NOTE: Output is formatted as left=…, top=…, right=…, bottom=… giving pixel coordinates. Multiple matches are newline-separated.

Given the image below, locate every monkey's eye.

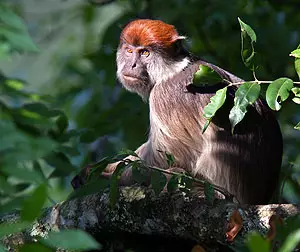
left=140, top=49, right=150, bottom=57
left=126, top=48, right=133, bottom=54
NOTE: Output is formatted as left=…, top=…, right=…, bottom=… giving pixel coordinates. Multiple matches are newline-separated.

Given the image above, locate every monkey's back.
left=149, top=60, right=283, bottom=204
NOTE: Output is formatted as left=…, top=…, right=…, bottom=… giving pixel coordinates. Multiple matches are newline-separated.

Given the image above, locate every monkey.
left=72, top=19, right=283, bottom=204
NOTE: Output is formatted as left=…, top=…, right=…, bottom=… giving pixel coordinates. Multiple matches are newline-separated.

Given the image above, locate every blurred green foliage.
left=0, top=0, right=300, bottom=251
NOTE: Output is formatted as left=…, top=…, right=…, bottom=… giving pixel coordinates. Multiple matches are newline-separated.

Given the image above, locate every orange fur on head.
left=120, top=19, right=185, bottom=48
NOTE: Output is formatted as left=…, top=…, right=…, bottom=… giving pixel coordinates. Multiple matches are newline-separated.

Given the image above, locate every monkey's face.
left=116, top=43, right=153, bottom=100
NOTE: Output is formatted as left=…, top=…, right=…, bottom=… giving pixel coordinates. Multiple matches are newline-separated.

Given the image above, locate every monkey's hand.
left=71, top=161, right=138, bottom=190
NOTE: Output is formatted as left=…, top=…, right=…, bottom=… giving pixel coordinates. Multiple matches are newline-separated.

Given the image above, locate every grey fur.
left=114, top=39, right=282, bottom=204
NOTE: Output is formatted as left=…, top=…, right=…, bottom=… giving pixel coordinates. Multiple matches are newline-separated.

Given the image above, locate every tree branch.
left=1, top=187, right=300, bottom=251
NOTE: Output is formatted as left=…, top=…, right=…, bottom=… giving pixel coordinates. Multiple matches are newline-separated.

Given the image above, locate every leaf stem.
left=224, top=80, right=300, bottom=86
left=137, top=162, right=235, bottom=201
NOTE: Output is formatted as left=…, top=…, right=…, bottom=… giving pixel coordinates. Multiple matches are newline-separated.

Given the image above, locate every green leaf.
left=5, top=79, right=24, bottom=90
left=292, top=87, right=300, bottom=97
left=58, top=146, right=80, bottom=157
left=0, top=42, right=11, bottom=60
left=68, top=178, right=110, bottom=200
left=45, top=153, right=77, bottom=177
left=0, top=196, right=26, bottom=214
left=79, top=129, right=97, bottom=143
left=131, top=162, right=149, bottom=184
left=193, top=65, right=223, bottom=86
left=1, top=165, right=46, bottom=184
left=21, top=184, right=47, bottom=222
left=167, top=175, right=180, bottom=193
left=42, top=229, right=101, bottom=251
left=0, top=221, right=31, bottom=239
left=229, top=82, right=261, bottom=133
left=1, top=137, right=58, bottom=163
left=202, top=87, right=227, bottom=133
left=110, top=162, right=127, bottom=208
left=294, top=122, right=300, bottom=130
left=292, top=97, right=300, bottom=104
left=0, top=27, right=39, bottom=52
left=295, top=58, right=300, bottom=80
left=266, top=78, right=294, bottom=111
left=0, top=175, right=16, bottom=195
left=150, top=170, right=167, bottom=195
left=204, top=182, right=215, bottom=204
left=118, top=149, right=139, bottom=158
left=238, top=17, right=257, bottom=70
left=0, top=243, right=6, bottom=252
left=157, top=151, right=175, bottom=167
left=19, top=243, right=53, bottom=252
left=290, top=49, right=300, bottom=58
left=247, top=232, right=270, bottom=252
left=0, top=6, right=27, bottom=31
left=56, top=114, right=68, bottom=134
left=86, top=157, right=111, bottom=182
left=278, top=229, right=300, bottom=252
left=229, top=106, right=246, bottom=134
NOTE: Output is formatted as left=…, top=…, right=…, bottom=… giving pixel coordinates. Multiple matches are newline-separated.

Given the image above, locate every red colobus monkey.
left=73, top=19, right=282, bottom=204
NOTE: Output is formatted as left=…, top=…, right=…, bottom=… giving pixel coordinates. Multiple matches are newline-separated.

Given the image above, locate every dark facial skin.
left=116, top=43, right=153, bottom=100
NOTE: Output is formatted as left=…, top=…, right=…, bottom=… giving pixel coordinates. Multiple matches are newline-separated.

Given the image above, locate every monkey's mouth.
left=123, top=75, right=140, bottom=82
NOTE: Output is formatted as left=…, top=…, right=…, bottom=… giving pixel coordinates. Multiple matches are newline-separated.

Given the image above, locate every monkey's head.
left=116, top=19, right=190, bottom=100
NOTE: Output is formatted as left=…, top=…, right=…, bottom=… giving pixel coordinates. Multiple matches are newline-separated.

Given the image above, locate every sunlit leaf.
left=5, top=79, right=24, bottom=90
left=292, top=97, right=300, bottom=104
left=229, top=82, right=261, bottom=133
left=42, top=229, right=101, bottom=251
left=193, top=65, right=222, bottom=86
left=150, top=170, right=167, bottom=195
left=266, top=78, right=293, bottom=111
left=294, top=122, right=300, bottom=130
left=238, top=18, right=257, bottom=70
left=290, top=49, right=300, bottom=58
left=291, top=87, right=300, bottom=97
left=202, top=87, right=227, bottom=133
left=21, top=184, right=47, bottom=222
left=247, top=232, right=270, bottom=252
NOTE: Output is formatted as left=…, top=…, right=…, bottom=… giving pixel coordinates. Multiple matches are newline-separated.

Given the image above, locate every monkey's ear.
left=174, top=35, right=186, bottom=41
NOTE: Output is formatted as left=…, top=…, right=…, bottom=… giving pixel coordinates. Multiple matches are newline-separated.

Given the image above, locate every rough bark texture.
left=1, top=187, right=300, bottom=251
